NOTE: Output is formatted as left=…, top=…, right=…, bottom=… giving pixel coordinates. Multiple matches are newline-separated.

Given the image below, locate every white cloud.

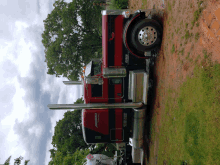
left=28, top=123, right=43, bottom=138
left=0, top=0, right=85, bottom=164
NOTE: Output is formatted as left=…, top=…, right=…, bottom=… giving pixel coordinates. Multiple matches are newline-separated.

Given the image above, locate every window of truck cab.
left=85, top=59, right=102, bottom=97
left=85, top=59, right=101, bottom=77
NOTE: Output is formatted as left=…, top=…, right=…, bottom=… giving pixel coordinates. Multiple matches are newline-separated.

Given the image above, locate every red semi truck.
left=48, top=9, right=163, bottom=165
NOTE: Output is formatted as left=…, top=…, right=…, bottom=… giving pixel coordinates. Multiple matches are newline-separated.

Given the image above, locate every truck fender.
left=123, top=11, right=149, bottom=59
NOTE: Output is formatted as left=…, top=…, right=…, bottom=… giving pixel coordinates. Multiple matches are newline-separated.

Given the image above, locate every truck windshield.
left=85, top=60, right=101, bottom=77
left=91, top=61, right=101, bottom=76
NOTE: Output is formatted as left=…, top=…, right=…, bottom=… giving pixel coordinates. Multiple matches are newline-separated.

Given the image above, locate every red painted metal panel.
left=115, top=109, right=123, bottom=143
left=83, top=109, right=109, bottom=135
left=102, top=15, right=108, bottom=68
left=114, top=15, right=123, bottom=66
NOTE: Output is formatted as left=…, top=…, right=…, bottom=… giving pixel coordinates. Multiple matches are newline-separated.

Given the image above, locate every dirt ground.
left=128, top=0, right=220, bottom=164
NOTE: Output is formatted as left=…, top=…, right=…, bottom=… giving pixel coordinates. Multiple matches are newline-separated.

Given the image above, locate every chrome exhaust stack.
left=47, top=102, right=144, bottom=110
left=63, top=81, right=82, bottom=85
left=131, top=107, right=146, bottom=165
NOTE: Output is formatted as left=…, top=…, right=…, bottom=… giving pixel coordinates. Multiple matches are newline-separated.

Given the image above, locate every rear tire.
left=131, top=19, right=163, bottom=52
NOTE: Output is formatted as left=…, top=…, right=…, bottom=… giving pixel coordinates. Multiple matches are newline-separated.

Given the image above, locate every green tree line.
left=3, top=156, right=30, bottom=165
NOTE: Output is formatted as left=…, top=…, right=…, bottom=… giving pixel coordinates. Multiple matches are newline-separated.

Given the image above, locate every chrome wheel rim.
left=138, top=26, right=157, bottom=46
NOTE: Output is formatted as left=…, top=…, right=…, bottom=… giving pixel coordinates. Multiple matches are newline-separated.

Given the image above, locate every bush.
left=115, top=0, right=128, bottom=9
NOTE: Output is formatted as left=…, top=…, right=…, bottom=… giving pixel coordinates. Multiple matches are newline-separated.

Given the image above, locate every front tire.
left=131, top=19, right=163, bottom=52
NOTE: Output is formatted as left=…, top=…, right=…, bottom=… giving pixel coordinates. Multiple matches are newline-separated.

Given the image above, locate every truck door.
left=85, top=60, right=124, bottom=102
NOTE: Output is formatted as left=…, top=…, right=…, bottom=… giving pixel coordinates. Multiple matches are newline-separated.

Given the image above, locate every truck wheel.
left=131, top=19, right=162, bottom=52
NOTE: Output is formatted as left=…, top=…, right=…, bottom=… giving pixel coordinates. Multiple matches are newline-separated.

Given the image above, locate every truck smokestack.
left=63, top=81, right=82, bottom=85
left=47, top=102, right=143, bottom=110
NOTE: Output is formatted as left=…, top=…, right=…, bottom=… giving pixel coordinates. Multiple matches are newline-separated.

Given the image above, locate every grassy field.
left=106, top=0, right=128, bottom=9
left=151, top=57, right=220, bottom=164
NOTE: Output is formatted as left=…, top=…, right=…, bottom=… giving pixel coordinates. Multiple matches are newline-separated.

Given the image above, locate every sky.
left=0, top=0, right=84, bottom=164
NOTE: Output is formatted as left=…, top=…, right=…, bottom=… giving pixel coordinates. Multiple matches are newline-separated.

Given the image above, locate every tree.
left=90, top=143, right=117, bottom=158
left=49, top=97, right=95, bottom=160
left=3, top=156, right=11, bottom=165
left=48, top=97, right=118, bottom=164
left=3, top=156, right=30, bottom=165
left=63, top=148, right=90, bottom=165
left=42, top=0, right=83, bottom=81
left=42, top=0, right=103, bottom=81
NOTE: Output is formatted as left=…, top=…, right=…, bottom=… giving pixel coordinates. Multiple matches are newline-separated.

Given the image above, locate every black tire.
left=131, top=19, right=163, bottom=52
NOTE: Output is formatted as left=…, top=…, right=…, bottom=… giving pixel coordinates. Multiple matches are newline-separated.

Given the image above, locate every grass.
left=185, top=23, right=188, bottom=29
left=203, top=49, right=208, bottom=59
left=168, top=2, right=172, bottom=11
left=186, top=52, right=190, bottom=60
left=189, top=58, right=193, bottom=62
left=153, top=59, right=220, bottom=164
left=185, top=30, right=190, bottom=40
left=107, top=0, right=118, bottom=9
left=195, top=32, right=200, bottom=41
left=176, top=28, right=180, bottom=33
left=171, top=44, right=175, bottom=54
left=141, top=0, right=147, bottom=9
left=179, top=49, right=184, bottom=56
left=198, top=1, right=203, bottom=8
left=107, top=0, right=129, bottom=9
left=191, top=3, right=204, bottom=28
left=195, top=54, right=201, bottom=64
left=180, top=20, right=183, bottom=26
left=172, top=0, right=175, bottom=7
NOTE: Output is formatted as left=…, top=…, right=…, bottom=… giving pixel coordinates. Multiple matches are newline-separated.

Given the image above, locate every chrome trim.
left=47, top=102, right=144, bottom=110
left=138, top=26, right=157, bottom=46
left=81, top=109, right=88, bottom=145
left=103, top=67, right=126, bottom=78
left=132, top=108, right=145, bottom=149
left=122, top=10, right=131, bottom=18
left=102, top=9, right=141, bottom=17
left=142, top=73, right=149, bottom=104
left=135, top=9, right=141, bottom=13
left=125, top=54, right=129, bottom=64
left=144, top=51, right=151, bottom=57
left=102, top=10, right=124, bottom=15
left=95, top=113, right=99, bottom=128
left=128, top=70, right=146, bottom=102
left=85, top=77, right=103, bottom=85
left=131, top=107, right=145, bottom=165
left=63, top=81, right=82, bottom=85
left=132, top=148, right=144, bottom=164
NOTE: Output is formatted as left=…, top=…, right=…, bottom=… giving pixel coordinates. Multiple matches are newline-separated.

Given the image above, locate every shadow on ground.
left=142, top=10, right=167, bottom=164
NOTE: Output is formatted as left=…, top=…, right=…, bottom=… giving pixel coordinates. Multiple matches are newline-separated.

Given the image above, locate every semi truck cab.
left=48, top=8, right=163, bottom=164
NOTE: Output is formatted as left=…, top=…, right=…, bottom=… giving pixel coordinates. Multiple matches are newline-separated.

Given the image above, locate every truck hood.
left=102, top=14, right=124, bottom=68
